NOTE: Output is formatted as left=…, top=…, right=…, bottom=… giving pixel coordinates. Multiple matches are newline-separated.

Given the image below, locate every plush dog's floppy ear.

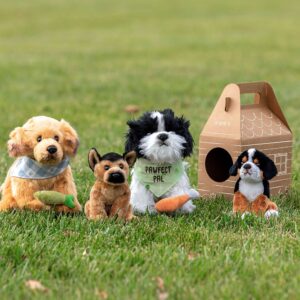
left=127, top=120, right=139, bottom=129
left=180, top=117, right=194, bottom=157
left=60, top=119, right=79, bottom=156
left=229, top=160, right=239, bottom=176
left=7, top=127, right=31, bottom=157
left=123, top=151, right=136, bottom=168
left=229, top=152, right=245, bottom=176
left=262, top=156, right=278, bottom=180
left=88, top=148, right=101, bottom=171
left=125, top=120, right=139, bottom=153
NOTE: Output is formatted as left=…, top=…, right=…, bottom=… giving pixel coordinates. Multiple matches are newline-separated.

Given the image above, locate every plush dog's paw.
left=241, top=211, right=251, bottom=220
left=179, top=200, right=196, bottom=214
left=133, top=203, right=157, bottom=215
left=54, top=204, right=82, bottom=213
left=264, top=209, right=279, bottom=219
left=187, top=189, right=200, bottom=199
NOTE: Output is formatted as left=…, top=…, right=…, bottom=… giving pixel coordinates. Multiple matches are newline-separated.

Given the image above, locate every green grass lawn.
left=0, top=0, right=299, bottom=299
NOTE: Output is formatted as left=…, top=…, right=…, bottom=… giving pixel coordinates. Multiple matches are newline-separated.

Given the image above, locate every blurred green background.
left=0, top=0, right=299, bottom=299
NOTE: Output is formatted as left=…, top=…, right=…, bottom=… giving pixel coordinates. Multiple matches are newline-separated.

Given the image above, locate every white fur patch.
left=239, top=180, right=264, bottom=202
left=241, top=211, right=251, bottom=219
left=139, top=132, right=186, bottom=163
left=247, top=148, right=256, bottom=162
left=130, top=172, right=158, bottom=214
left=265, top=209, right=279, bottom=219
left=239, top=161, right=262, bottom=183
left=151, top=111, right=165, bottom=131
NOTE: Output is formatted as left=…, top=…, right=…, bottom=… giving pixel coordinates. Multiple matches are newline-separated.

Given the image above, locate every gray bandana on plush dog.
left=10, top=156, right=70, bottom=179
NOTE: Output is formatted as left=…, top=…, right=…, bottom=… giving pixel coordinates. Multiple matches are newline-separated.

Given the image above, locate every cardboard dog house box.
left=198, top=82, right=292, bottom=199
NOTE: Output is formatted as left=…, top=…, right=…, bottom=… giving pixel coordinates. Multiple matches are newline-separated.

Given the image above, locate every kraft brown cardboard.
left=198, top=82, right=292, bottom=199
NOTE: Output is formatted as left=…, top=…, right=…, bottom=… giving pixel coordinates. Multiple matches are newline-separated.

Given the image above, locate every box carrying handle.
left=224, top=82, right=267, bottom=112
left=237, top=82, right=266, bottom=95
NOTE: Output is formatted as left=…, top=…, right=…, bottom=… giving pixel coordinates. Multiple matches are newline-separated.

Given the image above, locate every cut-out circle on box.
left=205, top=147, right=233, bottom=182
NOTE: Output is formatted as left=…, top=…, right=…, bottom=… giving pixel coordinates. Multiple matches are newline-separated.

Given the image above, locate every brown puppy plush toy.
left=85, top=148, right=136, bottom=221
left=0, top=116, right=82, bottom=213
left=229, top=148, right=278, bottom=219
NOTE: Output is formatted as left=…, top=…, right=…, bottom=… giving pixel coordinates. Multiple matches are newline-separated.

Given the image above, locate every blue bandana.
left=10, top=156, right=70, bottom=180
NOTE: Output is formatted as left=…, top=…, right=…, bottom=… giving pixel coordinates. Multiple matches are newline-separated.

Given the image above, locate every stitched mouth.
left=39, top=154, right=60, bottom=164
left=45, top=154, right=58, bottom=160
left=243, top=171, right=252, bottom=176
left=159, top=141, right=169, bottom=146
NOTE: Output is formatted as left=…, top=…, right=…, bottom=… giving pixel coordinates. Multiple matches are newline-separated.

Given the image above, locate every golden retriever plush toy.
left=85, top=148, right=136, bottom=221
left=0, top=116, right=82, bottom=213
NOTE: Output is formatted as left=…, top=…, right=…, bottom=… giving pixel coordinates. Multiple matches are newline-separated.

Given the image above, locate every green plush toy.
left=34, top=191, right=75, bottom=209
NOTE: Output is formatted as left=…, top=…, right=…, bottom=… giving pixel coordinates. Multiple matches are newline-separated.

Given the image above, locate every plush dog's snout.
left=157, top=133, right=168, bottom=142
left=243, top=163, right=251, bottom=170
left=47, top=145, right=57, bottom=154
left=108, top=172, right=125, bottom=184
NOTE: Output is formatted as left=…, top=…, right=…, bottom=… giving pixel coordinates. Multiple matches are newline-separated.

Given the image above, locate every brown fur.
left=0, top=116, right=81, bottom=212
left=233, top=192, right=278, bottom=216
left=84, top=149, right=136, bottom=221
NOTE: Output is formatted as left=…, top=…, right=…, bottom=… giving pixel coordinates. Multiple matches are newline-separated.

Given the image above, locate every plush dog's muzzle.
left=34, top=139, right=63, bottom=164
left=157, top=133, right=168, bottom=142
left=47, top=145, right=57, bottom=154
left=108, top=172, right=125, bottom=184
left=240, top=162, right=262, bottom=182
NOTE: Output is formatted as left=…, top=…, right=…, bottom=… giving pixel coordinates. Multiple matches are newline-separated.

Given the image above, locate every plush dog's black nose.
left=157, top=133, right=168, bottom=142
left=243, top=163, right=251, bottom=170
left=47, top=145, right=57, bottom=154
left=108, top=172, right=125, bottom=184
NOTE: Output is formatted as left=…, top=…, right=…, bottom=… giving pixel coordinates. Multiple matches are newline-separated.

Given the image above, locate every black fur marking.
left=88, top=148, right=101, bottom=171
left=163, top=110, right=193, bottom=157
left=263, top=180, right=270, bottom=198
left=125, top=112, right=158, bottom=157
left=101, top=152, right=123, bottom=162
left=229, top=150, right=248, bottom=176
left=252, top=150, right=277, bottom=180
left=234, top=178, right=241, bottom=193
left=125, top=108, right=194, bottom=158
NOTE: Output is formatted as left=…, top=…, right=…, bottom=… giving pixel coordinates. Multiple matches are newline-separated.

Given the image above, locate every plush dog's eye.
left=104, top=165, right=110, bottom=170
left=119, top=164, right=124, bottom=169
left=37, top=136, right=42, bottom=142
left=54, top=135, right=59, bottom=142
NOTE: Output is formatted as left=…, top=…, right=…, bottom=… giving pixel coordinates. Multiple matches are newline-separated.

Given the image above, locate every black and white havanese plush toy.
left=229, top=148, right=279, bottom=218
left=125, top=109, right=199, bottom=214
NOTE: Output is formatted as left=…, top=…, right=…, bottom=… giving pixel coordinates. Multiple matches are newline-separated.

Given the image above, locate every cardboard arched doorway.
left=205, top=148, right=233, bottom=182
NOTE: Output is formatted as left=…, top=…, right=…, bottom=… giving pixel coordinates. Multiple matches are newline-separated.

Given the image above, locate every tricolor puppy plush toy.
left=84, top=148, right=136, bottom=221
left=229, top=148, right=279, bottom=219
left=125, top=109, right=199, bottom=214
left=0, top=116, right=81, bottom=212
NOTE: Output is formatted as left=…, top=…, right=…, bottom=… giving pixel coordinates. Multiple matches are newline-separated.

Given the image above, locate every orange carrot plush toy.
left=155, top=194, right=193, bottom=213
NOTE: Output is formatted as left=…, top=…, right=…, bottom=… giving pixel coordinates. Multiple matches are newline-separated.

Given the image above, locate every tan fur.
left=233, top=192, right=278, bottom=216
left=0, top=116, right=81, bottom=212
left=85, top=150, right=136, bottom=221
